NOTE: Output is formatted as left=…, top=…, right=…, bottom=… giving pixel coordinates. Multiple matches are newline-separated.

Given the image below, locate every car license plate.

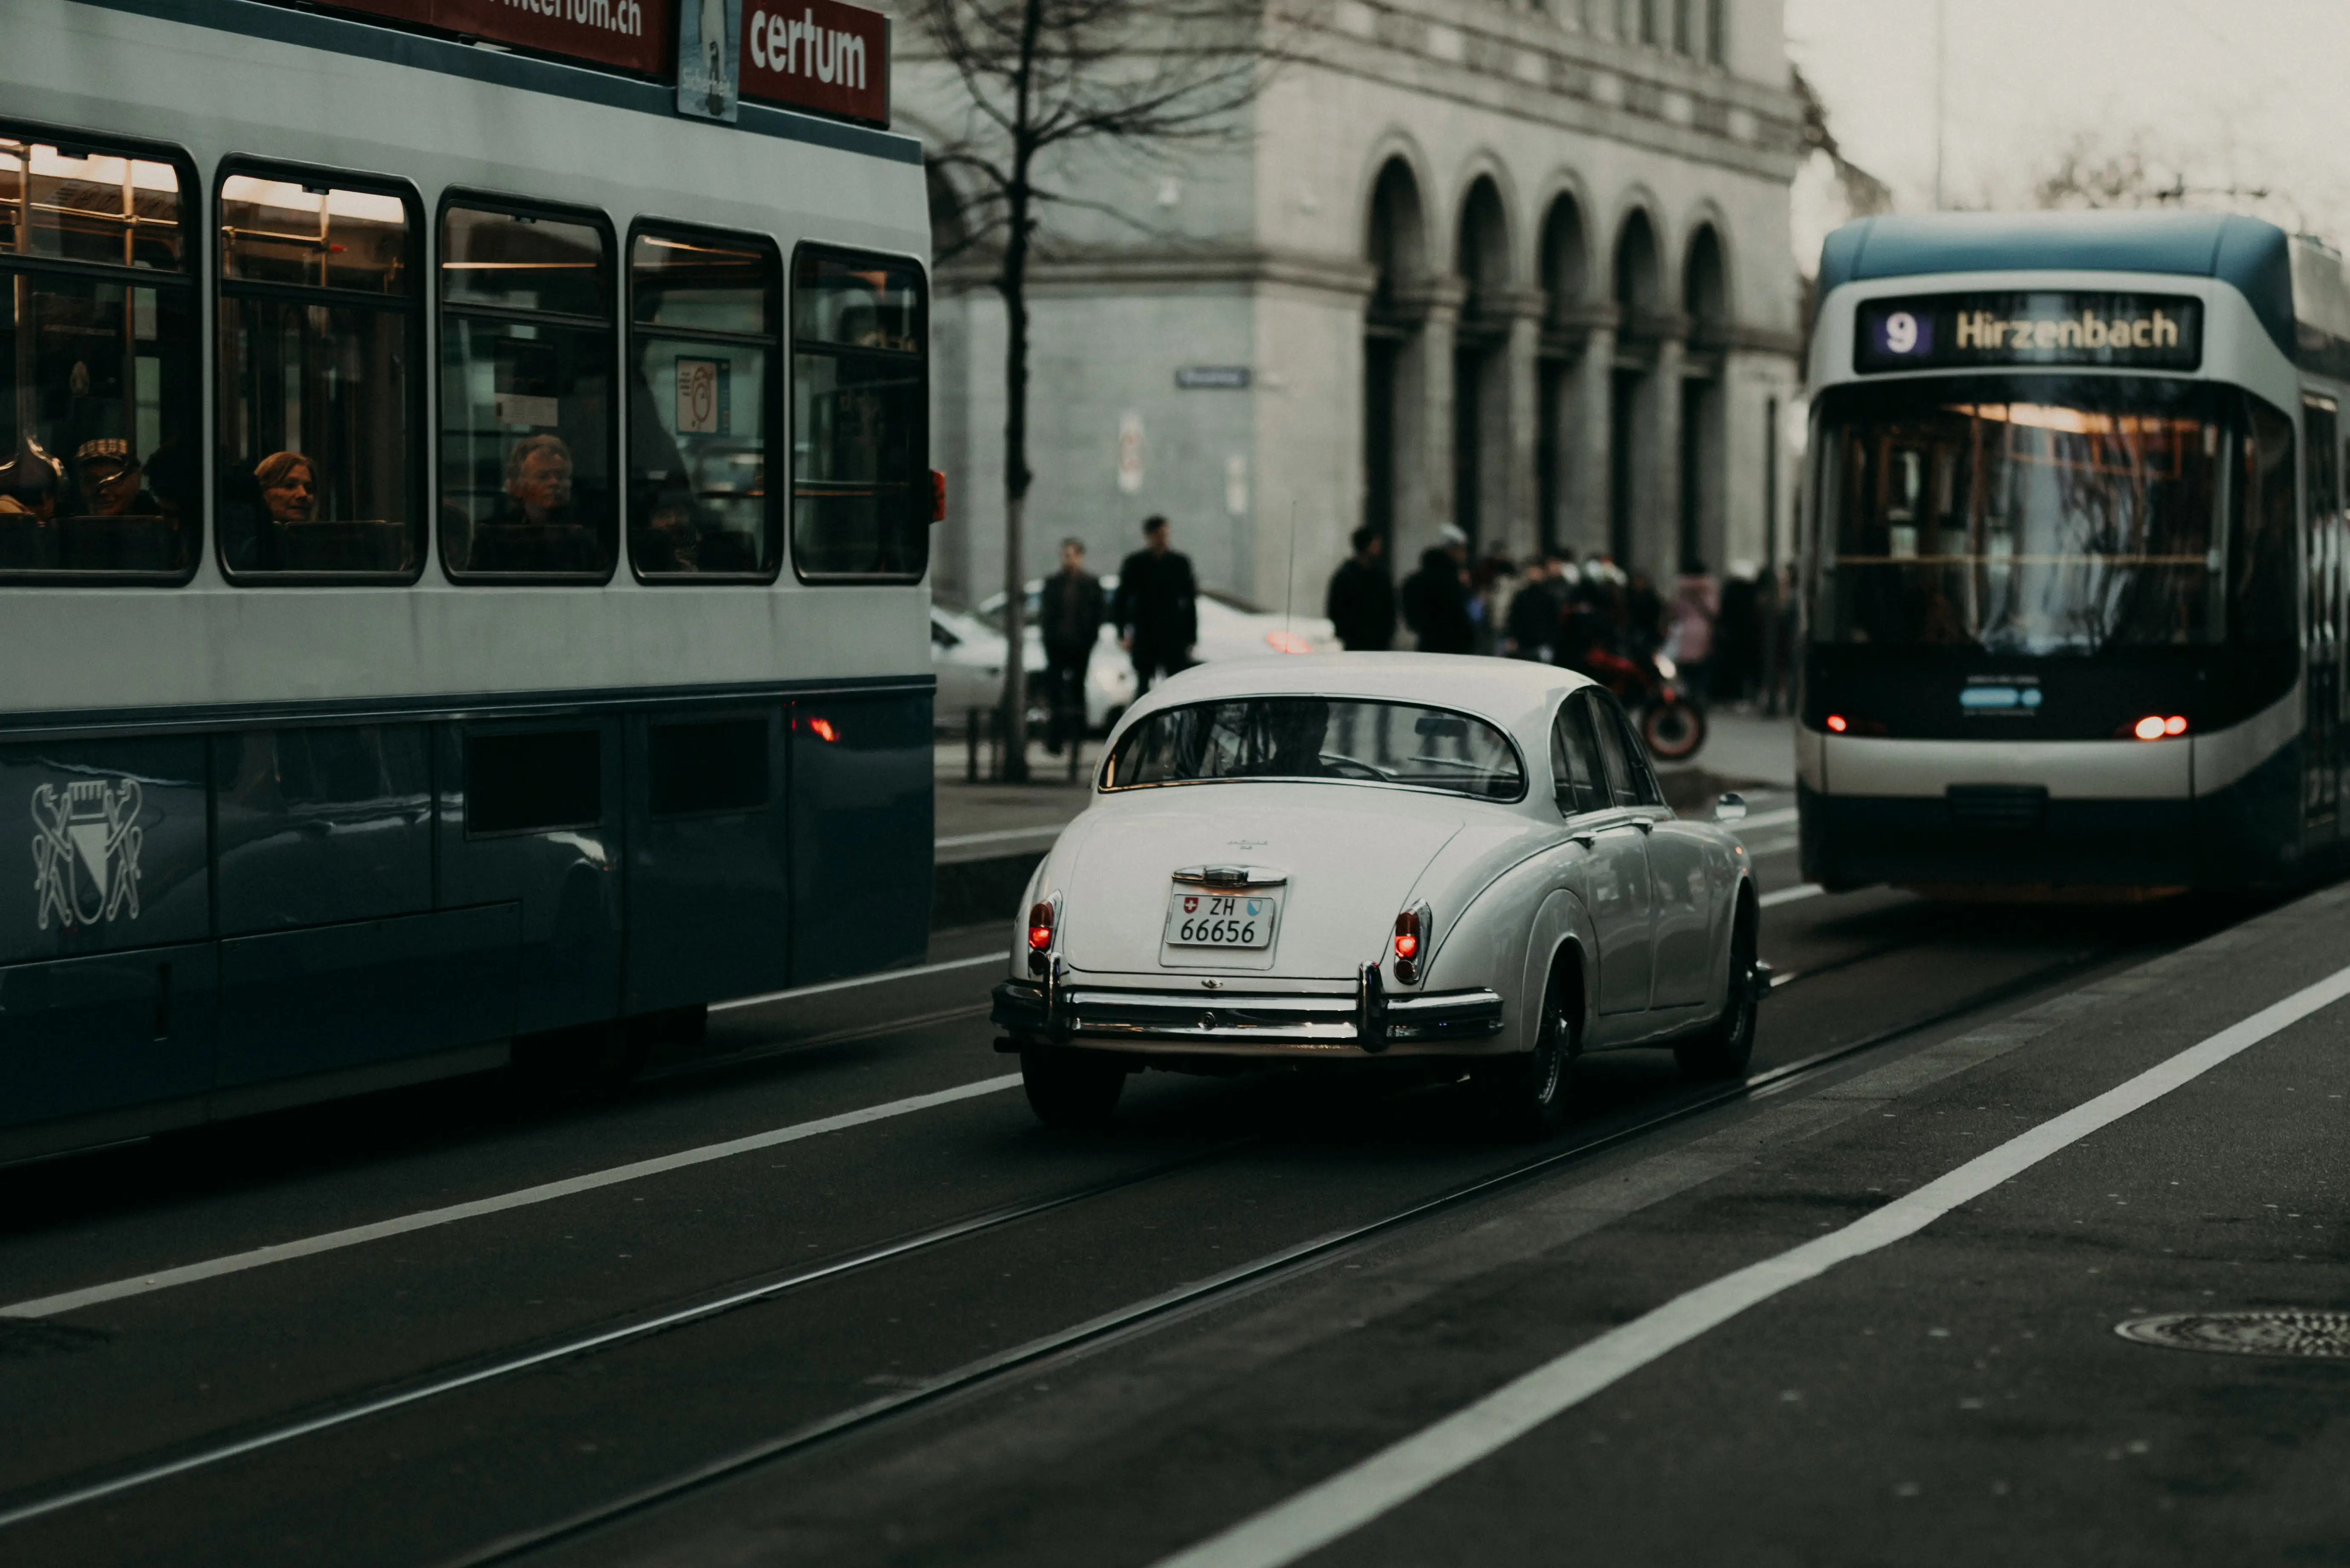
left=1165, top=889, right=1278, bottom=949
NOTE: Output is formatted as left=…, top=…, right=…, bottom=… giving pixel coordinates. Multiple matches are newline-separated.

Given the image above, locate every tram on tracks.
left=0, top=0, right=934, bottom=1161
left=1799, top=212, right=2350, bottom=896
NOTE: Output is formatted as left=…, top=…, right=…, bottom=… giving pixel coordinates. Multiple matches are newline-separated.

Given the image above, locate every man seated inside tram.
left=73, top=438, right=161, bottom=518
left=463, top=432, right=599, bottom=573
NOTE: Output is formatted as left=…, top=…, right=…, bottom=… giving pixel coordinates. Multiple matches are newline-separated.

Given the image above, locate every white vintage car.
left=990, top=654, right=1769, bottom=1136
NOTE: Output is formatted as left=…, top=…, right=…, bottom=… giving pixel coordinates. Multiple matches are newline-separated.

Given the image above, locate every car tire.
left=1021, top=1046, right=1126, bottom=1129
left=1675, top=902, right=1758, bottom=1082
left=1472, top=964, right=1576, bottom=1140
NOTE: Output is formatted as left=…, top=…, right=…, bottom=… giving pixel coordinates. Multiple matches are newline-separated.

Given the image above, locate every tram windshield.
left=1809, top=376, right=2296, bottom=654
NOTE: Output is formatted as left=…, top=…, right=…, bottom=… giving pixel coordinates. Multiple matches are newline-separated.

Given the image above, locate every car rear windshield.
left=1104, top=698, right=1524, bottom=799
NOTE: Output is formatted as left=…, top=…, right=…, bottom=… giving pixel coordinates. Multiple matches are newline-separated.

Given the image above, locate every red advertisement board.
left=312, top=0, right=672, bottom=78
left=739, top=0, right=890, bottom=125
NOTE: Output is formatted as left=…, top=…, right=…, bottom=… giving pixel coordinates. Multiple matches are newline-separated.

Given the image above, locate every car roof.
left=1115, top=652, right=1595, bottom=739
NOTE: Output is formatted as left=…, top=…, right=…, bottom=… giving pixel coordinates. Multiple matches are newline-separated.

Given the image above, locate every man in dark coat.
left=1039, top=537, right=1106, bottom=753
left=1503, top=552, right=1567, bottom=663
left=1399, top=526, right=1473, bottom=654
left=1113, top=514, right=1198, bottom=692
left=1324, top=524, right=1396, bottom=651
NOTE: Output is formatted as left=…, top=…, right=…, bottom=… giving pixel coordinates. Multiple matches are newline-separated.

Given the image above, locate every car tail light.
left=1825, top=714, right=1848, bottom=733
left=1264, top=629, right=1313, bottom=655
left=2128, top=715, right=2188, bottom=741
left=931, top=469, right=947, bottom=523
left=1027, top=900, right=1056, bottom=975
left=1392, top=905, right=1429, bottom=984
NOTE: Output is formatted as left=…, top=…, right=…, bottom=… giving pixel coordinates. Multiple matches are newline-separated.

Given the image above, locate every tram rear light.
left=806, top=716, right=839, bottom=743
left=931, top=469, right=947, bottom=523
left=2131, top=715, right=2188, bottom=741
left=1825, top=714, right=1848, bottom=733
left=2165, top=715, right=2189, bottom=735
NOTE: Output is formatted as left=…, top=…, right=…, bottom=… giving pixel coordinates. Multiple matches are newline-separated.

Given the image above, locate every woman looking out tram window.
left=256, top=450, right=318, bottom=524
left=215, top=168, right=421, bottom=578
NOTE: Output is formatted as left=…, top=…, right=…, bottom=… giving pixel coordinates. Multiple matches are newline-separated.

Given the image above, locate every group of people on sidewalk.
left=1035, top=513, right=1199, bottom=752
left=1023, top=512, right=1801, bottom=754
left=1326, top=523, right=1798, bottom=714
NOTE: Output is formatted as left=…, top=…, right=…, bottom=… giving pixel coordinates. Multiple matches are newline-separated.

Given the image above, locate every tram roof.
left=1816, top=211, right=2335, bottom=366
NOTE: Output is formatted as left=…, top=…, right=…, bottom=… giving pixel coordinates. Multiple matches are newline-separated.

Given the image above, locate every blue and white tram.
left=1, top=0, right=936, bottom=1161
left=1798, top=212, right=2349, bottom=895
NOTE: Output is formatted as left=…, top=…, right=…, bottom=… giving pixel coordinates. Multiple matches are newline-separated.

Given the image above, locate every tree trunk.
left=994, top=0, right=1045, bottom=783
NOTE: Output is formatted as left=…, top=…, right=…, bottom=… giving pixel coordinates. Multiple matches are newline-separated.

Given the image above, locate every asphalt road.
left=0, top=809, right=2316, bottom=1568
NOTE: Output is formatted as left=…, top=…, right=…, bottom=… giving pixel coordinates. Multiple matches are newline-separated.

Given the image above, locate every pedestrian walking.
left=1502, top=552, right=1566, bottom=663
left=1716, top=563, right=1761, bottom=707
left=1324, top=524, right=1396, bottom=651
left=1668, top=562, right=1720, bottom=700
left=1040, top=537, right=1104, bottom=753
left=1399, top=526, right=1473, bottom=654
left=1113, top=514, right=1198, bottom=692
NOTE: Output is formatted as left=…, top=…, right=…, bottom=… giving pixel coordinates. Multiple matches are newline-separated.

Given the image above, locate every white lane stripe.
left=1152, top=961, right=2350, bottom=1568
left=0, top=1074, right=1023, bottom=1321
left=711, top=951, right=1003, bottom=1011
left=1733, top=806, right=1800, bottom=832
left=935, top=824, right=1068, bottom=849
left=1757, top=883, right=1823, bottom=909
left=1741, top=835, right=1798, bottom=858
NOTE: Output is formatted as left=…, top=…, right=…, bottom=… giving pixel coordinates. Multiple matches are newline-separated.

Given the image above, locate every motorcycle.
left=1577, top=645, right=1708, bottom=763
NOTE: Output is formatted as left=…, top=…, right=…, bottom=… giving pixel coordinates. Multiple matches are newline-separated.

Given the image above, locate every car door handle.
left=1570, top=832, right=1597, bottom=849
left=1633, top=818, right=1654, bottom=833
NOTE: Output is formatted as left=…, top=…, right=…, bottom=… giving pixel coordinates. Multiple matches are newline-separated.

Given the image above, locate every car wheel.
left=1021, top=1046, right=1126, bottom=1129
left=1675, top=903, right=1758, bottom=1081
left=1472, top=963, right=1576, bottom=1140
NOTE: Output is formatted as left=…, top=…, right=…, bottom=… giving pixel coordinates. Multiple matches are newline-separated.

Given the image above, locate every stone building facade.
left=911, top=0, right=1807, bottom=613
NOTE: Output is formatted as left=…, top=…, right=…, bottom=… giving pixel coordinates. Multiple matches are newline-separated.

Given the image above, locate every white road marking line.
left=1757, top=883, right=1824, bottom=909
left=1151, top=961, right=2350, bottom=1568
left=1741, top=835, right=1799, bottom=858
left=0, top=1075, right=1024, bottom=1321
left=1733, top=806, right=1800, bottom=832
left=711, top=951, right=1004, bottom=1011
left=934, top=824, right=1067, bottom=848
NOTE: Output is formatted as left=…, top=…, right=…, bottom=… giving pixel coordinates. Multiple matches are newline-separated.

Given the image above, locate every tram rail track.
left=0, top=929, right=2131, bottom=1560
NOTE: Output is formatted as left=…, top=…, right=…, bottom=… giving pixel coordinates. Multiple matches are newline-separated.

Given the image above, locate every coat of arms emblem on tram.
left=31, top=778, right=143, bottom=931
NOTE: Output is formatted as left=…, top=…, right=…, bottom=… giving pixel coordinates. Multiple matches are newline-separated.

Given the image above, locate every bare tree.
left=2032, top=129, right=2270, bottom=214
left=908, top=0, right=1284, bottom=779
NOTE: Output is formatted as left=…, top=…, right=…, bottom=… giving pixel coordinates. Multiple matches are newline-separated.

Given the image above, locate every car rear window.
left=1104, top=698, right=1524, bottom=800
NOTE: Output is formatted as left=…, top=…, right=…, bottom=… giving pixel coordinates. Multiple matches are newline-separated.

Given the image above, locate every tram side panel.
left=789, top=690, right=932, bottom=990
left=622, top=705, right=793, bottom=1016
left=1, top=737, right=215, bottom=1131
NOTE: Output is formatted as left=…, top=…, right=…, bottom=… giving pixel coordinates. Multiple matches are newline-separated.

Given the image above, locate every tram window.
left=627, top=227, right=778, bottom=578
left=217, top=171, right=421, bottom=579
left=439, top=201, right=615, bottom=579
left=2233, top=398, right=2298, bottom=645
left=791, top=247, right=928, bottom=581
left=0, top=134, right=198, bottom=581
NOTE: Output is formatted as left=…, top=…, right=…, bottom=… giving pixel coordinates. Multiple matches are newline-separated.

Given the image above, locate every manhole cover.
left=2115, top=1310, right=2350, bottom=1359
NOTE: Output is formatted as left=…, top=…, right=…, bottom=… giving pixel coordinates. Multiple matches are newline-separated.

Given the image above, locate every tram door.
left=2302, top=398, right=2342, bottom=833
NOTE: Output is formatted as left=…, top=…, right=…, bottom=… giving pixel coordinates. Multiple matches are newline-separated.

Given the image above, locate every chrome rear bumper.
left=990, top=967, right=1505, bottom=1057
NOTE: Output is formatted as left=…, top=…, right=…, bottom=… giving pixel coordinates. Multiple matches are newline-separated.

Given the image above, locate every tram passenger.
left=0, top=441, right=62, bottom=524
left=465, top=433, right=599, bottom=572
left=257, top=451, right=319, bottom=524
left=74, top=438, right=160, bottom=518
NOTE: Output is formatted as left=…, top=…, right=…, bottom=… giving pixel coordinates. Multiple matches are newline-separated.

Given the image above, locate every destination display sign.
left=1855, top=292, right=2203, bottom=374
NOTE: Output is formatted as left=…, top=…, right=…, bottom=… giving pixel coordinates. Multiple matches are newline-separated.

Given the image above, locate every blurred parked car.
left=931, top=604, right=1134, bottom=734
